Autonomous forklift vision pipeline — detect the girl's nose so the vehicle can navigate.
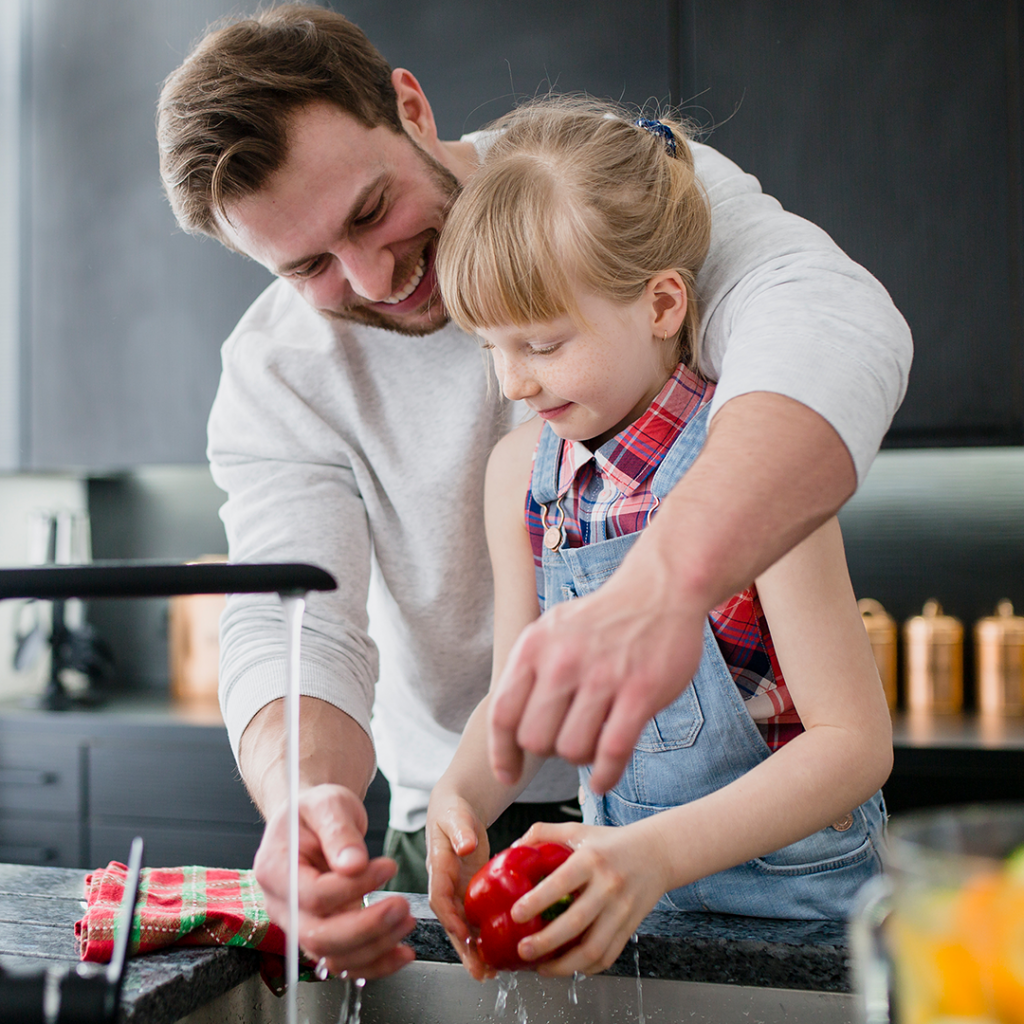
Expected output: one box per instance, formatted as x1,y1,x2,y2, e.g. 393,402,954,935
496,356,540,402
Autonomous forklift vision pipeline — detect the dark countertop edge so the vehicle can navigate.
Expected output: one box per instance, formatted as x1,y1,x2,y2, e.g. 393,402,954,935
378,893,852,993
5,700,1024,751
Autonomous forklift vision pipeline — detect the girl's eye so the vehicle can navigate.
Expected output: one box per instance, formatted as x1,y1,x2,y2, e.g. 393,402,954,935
479,341,495,351
530,343,561,356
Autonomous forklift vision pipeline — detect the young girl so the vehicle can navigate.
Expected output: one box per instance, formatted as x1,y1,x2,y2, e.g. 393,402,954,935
425,97,892,978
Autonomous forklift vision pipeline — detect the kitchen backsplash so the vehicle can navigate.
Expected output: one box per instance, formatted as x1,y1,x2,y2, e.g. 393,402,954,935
0,473,88,698
1,447,1023,703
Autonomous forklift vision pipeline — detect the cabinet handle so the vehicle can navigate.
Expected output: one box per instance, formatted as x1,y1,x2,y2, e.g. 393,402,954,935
0,845,58,864
0,768,59,786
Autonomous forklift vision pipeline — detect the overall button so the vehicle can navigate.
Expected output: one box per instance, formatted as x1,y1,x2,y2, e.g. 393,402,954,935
831,813,854,832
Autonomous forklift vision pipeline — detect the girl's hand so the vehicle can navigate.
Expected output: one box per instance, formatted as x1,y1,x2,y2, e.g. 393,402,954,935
509,819,672,976
425,792,494,980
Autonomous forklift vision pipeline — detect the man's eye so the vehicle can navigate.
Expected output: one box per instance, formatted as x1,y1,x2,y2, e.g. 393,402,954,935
355,196,386,226
290,256,328,279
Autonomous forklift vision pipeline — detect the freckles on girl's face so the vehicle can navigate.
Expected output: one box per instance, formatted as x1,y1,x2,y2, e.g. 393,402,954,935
482,290,675,449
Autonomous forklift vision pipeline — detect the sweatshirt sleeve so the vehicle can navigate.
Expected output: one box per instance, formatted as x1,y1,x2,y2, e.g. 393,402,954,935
691,142,913,483
206,284,378,764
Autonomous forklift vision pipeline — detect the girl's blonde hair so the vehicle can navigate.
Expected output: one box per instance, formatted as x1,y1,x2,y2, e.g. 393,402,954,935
437,96,712,368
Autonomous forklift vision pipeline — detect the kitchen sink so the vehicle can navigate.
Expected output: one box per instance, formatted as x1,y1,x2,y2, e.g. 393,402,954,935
172,961,856,1024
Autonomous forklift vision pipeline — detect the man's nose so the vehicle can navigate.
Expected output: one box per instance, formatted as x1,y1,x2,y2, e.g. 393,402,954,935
335,242,396,303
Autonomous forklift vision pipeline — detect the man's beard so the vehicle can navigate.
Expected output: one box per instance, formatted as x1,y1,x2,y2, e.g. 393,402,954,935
322,142,462,338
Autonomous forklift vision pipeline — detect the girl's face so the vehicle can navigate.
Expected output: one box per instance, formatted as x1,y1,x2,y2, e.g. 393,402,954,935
480,289,678,450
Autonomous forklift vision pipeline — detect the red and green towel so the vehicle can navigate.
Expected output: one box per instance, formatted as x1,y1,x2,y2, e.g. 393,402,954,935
75,861,311,994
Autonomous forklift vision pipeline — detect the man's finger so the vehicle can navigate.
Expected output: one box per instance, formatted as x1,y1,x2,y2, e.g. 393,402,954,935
302,895,415,970
488,633,539,783
302,787,371,874
553,685,614,766
587,689,656,794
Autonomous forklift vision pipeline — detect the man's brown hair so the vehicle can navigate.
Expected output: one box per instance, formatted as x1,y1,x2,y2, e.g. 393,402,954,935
157,4,401,242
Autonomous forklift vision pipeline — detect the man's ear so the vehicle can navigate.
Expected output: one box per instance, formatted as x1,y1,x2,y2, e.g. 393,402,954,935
647,270,688,339
391,68,439,147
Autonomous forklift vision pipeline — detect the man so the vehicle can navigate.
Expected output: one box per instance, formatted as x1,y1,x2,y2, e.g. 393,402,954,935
157,5,911,979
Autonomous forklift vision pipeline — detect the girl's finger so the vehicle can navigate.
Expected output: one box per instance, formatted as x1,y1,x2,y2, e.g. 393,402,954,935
517,887,603,961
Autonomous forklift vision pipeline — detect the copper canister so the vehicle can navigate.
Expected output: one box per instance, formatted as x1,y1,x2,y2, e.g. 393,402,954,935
904,600,963,714
975,600,1024,716
858,598,898,710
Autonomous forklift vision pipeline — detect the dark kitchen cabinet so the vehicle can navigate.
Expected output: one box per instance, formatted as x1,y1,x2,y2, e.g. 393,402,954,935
0,710,263,870
6,1,1021,470
684,0,1024,447
0,706,391,870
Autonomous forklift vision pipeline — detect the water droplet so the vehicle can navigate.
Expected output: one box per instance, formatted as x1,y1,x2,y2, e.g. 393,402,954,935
336,974,350,1023
494,971,512,1016
315,957,331,981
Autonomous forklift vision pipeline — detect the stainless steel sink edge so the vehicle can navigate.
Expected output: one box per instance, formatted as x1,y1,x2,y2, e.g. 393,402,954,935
172,961,856,1024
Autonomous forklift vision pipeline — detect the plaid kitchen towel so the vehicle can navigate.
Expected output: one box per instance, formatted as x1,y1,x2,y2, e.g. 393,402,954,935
75,861,312,994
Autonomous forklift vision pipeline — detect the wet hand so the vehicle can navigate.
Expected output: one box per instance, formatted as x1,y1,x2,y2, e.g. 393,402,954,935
254,783,416,979
488,559,706,794
425,794,493,979
508,821,669,977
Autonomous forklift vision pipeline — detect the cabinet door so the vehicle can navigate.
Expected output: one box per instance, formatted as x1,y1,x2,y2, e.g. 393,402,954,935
89,738,261,826
0,816,82,868
89,734,262,870
686,0,1024,447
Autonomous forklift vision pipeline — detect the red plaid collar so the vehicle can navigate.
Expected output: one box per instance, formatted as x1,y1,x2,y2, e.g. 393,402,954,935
558,364,714,497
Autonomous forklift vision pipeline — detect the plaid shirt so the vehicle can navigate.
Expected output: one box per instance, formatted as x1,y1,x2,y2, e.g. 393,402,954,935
526,364,803,751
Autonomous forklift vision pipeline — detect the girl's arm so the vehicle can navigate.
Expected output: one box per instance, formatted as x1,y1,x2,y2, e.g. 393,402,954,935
511,516,892,975
426,417,547,976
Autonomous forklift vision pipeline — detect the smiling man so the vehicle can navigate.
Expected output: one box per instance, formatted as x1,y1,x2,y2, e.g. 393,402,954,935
157,4,911,979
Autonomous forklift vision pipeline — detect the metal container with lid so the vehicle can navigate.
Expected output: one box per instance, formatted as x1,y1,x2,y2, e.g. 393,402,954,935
975,599,1024,716
858,598,898,710
904,599,963,714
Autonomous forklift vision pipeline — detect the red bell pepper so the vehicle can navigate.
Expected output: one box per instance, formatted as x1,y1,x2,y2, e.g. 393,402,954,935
462,842,574,970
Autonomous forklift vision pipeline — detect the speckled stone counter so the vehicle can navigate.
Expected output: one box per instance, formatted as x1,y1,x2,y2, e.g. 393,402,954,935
0,864,851,1023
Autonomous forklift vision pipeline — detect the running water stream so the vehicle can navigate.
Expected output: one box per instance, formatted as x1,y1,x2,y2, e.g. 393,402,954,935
281,593,306,1024
632,932,646,1024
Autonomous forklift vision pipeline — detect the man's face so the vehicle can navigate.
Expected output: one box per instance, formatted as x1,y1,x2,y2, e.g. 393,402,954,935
218,101,460,336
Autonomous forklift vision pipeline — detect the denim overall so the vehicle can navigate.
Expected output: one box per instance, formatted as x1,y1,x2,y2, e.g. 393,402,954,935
531,403,886,920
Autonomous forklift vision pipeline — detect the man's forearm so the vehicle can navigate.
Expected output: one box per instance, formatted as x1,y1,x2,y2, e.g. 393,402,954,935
238,695,377,820
643,391,857,612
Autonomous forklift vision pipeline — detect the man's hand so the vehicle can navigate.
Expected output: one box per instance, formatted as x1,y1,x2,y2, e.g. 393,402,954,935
488,393,857,796
254,783,416,979
425,793,493,979
488,544,707,796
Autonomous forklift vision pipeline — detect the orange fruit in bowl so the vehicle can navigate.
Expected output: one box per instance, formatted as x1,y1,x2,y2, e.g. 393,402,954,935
989,880,1024,1024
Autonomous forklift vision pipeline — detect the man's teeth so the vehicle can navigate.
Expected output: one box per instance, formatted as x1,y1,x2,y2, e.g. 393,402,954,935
382,255,426,305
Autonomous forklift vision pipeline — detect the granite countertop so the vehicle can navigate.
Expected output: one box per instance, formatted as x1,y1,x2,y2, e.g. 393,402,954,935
0,862,852,1024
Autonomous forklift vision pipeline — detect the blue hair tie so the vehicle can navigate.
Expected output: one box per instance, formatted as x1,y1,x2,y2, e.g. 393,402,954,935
635,117,677,158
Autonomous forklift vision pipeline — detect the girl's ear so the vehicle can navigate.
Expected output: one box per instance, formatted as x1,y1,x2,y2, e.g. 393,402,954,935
391,68,440,148
647,271,689,340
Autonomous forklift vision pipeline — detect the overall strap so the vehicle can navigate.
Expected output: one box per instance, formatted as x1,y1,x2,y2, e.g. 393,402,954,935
530,423,563,505
649,400,713,500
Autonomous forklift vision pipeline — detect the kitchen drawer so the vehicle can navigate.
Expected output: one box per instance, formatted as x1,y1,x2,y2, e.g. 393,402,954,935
0,738,82,816
0,814,82,867
89,739,261,826
90,821,262,870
